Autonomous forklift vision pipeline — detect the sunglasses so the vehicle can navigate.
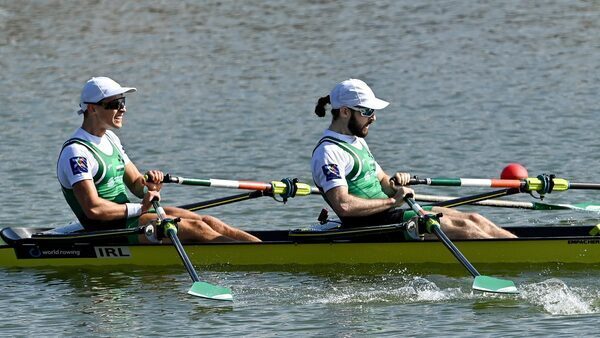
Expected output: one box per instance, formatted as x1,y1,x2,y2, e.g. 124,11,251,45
349,106,375,117
86,97,126,110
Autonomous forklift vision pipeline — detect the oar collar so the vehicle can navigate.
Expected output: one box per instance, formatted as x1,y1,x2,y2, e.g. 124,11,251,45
525,174,569,199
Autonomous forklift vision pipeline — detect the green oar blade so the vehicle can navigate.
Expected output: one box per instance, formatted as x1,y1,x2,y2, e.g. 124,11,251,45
188,281,233,301
533,201,600,211
575,202,600,212
472,276,518,294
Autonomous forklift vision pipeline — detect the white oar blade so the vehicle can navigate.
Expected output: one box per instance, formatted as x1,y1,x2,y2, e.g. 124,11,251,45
472,276,518,294
188,281,233,301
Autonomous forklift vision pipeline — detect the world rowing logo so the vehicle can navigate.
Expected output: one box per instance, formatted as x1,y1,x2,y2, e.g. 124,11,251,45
28,247,42,258
15,245,89,259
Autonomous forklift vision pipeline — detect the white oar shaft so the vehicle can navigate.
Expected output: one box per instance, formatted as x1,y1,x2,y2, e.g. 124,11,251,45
415,194,535,209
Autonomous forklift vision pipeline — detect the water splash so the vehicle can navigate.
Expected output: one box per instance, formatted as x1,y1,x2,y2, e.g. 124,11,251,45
296,275,466,305
521,278,597,315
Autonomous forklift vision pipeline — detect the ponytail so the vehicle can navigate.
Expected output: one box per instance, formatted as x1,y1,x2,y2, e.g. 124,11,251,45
314,95,330,117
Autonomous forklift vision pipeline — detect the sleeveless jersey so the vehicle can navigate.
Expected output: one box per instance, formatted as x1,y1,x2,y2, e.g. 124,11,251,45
313,136,388,199
59,137,130,227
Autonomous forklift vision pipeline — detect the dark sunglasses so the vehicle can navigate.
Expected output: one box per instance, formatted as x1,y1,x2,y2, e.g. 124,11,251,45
349,106,375,117
86,97,126,110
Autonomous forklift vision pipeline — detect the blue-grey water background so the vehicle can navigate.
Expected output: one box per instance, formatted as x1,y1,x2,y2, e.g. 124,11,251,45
1,0,600,336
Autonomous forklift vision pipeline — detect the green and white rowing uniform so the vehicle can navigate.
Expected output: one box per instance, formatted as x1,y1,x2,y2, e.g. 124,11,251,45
311,130,410,228
312,130,387,199
57,128,137,230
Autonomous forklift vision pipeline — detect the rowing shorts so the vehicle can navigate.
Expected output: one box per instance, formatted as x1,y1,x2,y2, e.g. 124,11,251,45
80,217,140,244
339,207,432,228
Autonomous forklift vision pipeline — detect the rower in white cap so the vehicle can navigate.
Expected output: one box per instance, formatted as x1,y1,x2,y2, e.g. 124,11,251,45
57,77,260,243
311,79,516,239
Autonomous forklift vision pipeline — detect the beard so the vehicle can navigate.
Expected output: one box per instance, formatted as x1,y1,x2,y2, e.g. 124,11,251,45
348,112,370,137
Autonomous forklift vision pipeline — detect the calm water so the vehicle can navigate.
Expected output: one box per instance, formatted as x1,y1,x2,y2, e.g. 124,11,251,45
1,0,600,336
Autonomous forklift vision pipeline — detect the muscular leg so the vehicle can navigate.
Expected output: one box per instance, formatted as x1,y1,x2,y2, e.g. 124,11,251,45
137,213,237,243
429,207,517,239
163,206,261,242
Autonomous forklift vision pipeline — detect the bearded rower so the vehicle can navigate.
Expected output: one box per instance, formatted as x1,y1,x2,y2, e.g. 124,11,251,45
311,78,516,239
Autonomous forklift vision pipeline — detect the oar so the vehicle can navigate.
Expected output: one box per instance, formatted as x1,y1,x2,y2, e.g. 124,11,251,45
152,198,233,301
403,194,518,294
166,174,600,195
177,191,267,212
170,175,600,213
416,194,600,211
409,176,600,192
163,174,320,196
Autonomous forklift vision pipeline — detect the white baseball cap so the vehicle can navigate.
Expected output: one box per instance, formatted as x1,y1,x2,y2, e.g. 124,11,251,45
77,77,137,115
329,79,389,110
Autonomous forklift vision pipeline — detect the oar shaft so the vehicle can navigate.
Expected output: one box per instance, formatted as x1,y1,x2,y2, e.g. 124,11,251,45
164,174,320,196
169,231,201,282
165,175,272,190
152,200,201,282
568,182,600,189
403,195,480,277
409,176,600,192
177,191,266,212
416,194,536,209
431,222,480,277
409,177,524,189
415,194,599,210
424,188,521,209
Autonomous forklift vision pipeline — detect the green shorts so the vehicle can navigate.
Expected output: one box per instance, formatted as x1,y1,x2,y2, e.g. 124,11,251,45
127,208,157,244
125,217,138,244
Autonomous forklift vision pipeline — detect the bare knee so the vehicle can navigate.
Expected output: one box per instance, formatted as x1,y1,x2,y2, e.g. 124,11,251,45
440,218,490,239
178,220,230,242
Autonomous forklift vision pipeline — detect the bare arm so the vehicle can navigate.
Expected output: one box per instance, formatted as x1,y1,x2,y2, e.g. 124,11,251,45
324,166,414,217
73,179,158,222
378,170,395,196
379,170,411,196
124,162,145,198
73,179,129,221
325,185,411,217
123,162,163,198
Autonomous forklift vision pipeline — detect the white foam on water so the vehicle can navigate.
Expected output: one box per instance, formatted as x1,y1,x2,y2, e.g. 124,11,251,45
521,278,597,315
303,276,467,305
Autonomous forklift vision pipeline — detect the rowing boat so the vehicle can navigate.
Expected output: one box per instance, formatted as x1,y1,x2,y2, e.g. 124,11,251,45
3,173,598,297
2,222,600,268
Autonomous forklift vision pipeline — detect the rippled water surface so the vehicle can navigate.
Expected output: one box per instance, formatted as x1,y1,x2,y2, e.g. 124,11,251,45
1,0,600,336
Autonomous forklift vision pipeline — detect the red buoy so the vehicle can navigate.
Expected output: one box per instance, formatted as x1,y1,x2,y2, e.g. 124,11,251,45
500,163,529,179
